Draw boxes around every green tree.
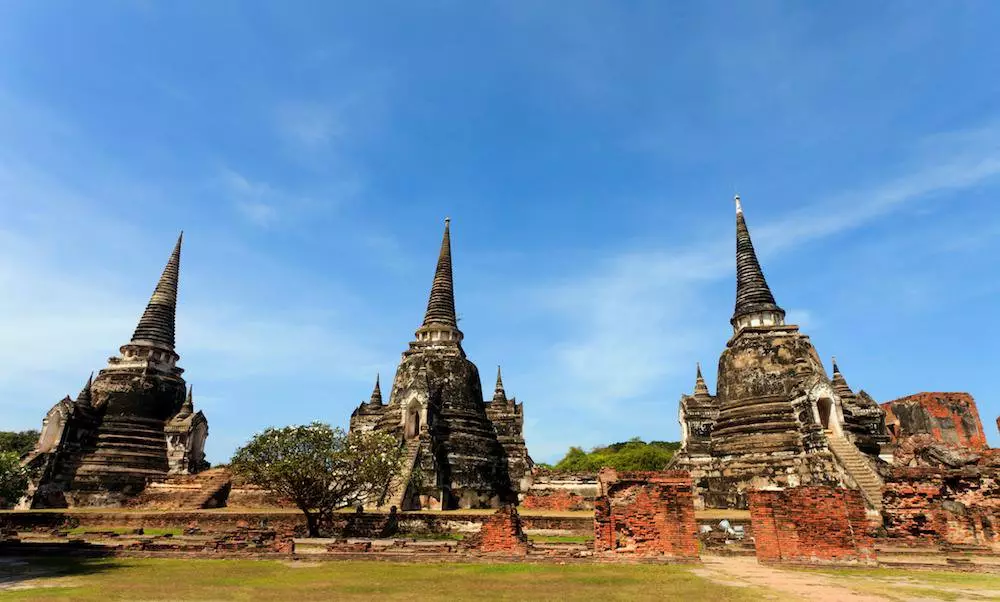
[230,423,403,537]
[0,431,40,455]
[552,439,680,472]
[0,452,29,508]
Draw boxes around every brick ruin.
[593,469,699,560]
[461,505,529,555]
[881,464,1000,550]
[748,485,875,565]
[672,196,886,512]
[521,469,598,511]
[21,234,209,508]
[349,220,531,510]
[882,392,988,451]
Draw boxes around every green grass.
[802,567,1000,601]
[0,558,770,601]
[64,527,182,537]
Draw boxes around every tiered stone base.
[68,416,171,506]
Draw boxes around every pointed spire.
[830,356,852,396]
[179,385,194,414]
[369,373,383,405]
[694,362,710,396]
[493,365,508,403]
[131,232,182,349]
[77,372,94,406]
[422,218,458,328]
[731,196,785,329]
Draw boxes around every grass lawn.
[801,567,1000,601]
[0,558,770,601]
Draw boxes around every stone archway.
[405,403,421,439]
[817,398,834,430]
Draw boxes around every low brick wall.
[593,469,699,560]
[0,510,593,538]
[881,466,1000,549]
[748,486,875,565]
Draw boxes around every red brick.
[593,469,699,560]
[748,486,875,565]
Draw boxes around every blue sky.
[1,1,999,464]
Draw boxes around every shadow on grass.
[0,543,118,589]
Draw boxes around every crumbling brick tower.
[673,196,886,511]
[23,234,209,508]
[349,219,526,510]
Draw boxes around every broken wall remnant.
[462,505,529,555]
[593,469,698,560]
[882,393,987,450]
[880,466,1000,550]
[521,470,598,511]
[748,485,875,565]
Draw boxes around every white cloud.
[527,122,1000,419]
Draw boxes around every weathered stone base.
[676,450,846,510]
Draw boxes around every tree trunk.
[303,510,320,537]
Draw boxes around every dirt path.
[693,556,890,601]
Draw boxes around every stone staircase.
[380,439,421,510]
[826,430,883,511]
[128,468,233,510]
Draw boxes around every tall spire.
[493,365,507,403]
[179,385,194,415]
[369,373,383,406]
[731,196,784,331]
[77,372,94,407]
[694,363,710,397]
[131,232,182,349]
[422,218,458,328]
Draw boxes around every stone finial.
[369,373,384,406]
[422,219,458,328]
[493,365,507,403]
[694,363,710,397]
[731,196,785,330]
[179,385,194,415]
[131,232,183,350]
[77,372,94,407]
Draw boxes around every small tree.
[230,423,403,537]
[0,452,29,508]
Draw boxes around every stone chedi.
[350,220,529,510]
[673,196,887,511]
[22,234,208,508]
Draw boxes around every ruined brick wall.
[748,486,875,564]
[881,393,987,450]
[593,469,698,559]
[521,470,597,511]
[881,466,1000,549]
[463,506,528,554]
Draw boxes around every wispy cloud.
[274,101,342,150]
[527,122,1000,419]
